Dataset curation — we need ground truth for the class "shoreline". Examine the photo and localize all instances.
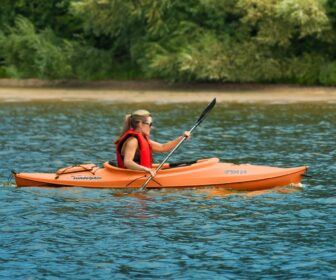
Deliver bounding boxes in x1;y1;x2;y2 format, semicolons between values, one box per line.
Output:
0;79;336;103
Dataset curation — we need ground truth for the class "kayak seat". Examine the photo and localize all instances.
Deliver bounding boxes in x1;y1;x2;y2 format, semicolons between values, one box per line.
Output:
169;160;198;168
108;160;117;167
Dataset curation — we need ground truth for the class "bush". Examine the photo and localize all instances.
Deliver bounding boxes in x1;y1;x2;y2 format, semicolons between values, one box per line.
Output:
319;62;336;85
0;16;143;80
1;17;73;79
287;53;325;85
71;43;115;80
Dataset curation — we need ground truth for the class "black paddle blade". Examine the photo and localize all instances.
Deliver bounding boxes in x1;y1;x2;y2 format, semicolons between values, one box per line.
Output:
196;98;216;125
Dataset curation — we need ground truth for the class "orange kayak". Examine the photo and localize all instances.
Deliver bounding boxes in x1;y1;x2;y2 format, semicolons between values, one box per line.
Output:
13;158;308;191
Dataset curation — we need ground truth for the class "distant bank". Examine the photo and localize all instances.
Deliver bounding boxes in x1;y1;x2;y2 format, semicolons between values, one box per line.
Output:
0;79;335;103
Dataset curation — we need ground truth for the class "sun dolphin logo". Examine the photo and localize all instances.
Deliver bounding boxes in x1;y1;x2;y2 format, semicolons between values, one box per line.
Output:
224;170;247;175
71;176;102;180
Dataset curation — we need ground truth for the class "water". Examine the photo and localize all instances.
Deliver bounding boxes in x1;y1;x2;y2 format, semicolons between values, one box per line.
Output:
0;101;335;279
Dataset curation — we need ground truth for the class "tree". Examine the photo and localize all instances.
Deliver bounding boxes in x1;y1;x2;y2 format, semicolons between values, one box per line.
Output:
1;0;336;84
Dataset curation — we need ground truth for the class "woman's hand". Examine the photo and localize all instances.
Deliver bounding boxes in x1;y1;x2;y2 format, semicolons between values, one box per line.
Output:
145;167;156;177
183;131;191;140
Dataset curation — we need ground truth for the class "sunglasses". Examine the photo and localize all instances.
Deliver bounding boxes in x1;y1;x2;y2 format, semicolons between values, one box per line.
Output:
142;121;153;128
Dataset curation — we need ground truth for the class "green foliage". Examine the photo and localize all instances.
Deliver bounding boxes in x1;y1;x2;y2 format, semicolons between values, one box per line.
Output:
286;53;325;84
0;0;81;38
319;62;336;85
237;0;329;46
1;0;336;84
0;17;73;79
0;16;126;80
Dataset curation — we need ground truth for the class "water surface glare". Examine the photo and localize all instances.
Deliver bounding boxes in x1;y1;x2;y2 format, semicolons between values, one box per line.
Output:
0;101;335;279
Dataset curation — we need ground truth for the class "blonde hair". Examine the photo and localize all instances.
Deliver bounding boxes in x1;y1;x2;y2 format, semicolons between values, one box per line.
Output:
114;109;151;144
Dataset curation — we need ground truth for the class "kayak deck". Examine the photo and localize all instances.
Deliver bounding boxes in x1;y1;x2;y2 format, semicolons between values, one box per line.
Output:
13;158;308;191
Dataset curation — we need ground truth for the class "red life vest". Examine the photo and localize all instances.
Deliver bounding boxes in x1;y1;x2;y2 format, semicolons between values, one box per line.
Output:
116;130;153;168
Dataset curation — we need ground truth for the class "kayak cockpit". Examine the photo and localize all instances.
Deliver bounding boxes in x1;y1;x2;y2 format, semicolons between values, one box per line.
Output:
103;157;220;173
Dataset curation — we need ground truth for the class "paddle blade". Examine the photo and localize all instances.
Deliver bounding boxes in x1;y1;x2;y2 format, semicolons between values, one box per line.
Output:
196;98;216;125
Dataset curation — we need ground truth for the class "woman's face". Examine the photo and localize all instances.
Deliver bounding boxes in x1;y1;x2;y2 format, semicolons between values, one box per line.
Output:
140;116;153;136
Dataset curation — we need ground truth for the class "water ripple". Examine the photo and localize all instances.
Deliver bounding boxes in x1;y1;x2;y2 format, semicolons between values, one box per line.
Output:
0;102;335;279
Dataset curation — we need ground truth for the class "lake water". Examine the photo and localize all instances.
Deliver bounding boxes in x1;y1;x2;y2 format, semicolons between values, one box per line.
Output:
0;101;335;279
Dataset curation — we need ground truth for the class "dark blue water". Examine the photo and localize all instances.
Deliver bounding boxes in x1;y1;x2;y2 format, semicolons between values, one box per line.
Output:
0;101;335;279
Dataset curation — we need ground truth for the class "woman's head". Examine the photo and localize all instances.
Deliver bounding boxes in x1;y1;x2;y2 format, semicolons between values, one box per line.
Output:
129;110;152;130
115;109;153;143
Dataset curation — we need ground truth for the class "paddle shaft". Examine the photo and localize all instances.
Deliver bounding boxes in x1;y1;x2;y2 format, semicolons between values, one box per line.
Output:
139;98;216;191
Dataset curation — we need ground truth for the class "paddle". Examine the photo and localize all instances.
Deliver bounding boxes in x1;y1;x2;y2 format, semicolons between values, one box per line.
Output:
139;98;217;191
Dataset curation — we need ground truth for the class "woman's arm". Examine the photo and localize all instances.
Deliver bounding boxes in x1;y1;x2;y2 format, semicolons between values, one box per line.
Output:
150;131;190;153
123;138;155;176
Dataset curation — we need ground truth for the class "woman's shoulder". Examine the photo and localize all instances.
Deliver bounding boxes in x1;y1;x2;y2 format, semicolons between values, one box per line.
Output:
124;136;138;147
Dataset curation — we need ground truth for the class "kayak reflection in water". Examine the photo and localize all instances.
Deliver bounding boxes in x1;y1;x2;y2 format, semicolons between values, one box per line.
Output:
115;109;190;177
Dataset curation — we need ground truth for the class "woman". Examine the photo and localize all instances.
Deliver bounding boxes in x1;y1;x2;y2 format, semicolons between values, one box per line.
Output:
115;109;190;177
